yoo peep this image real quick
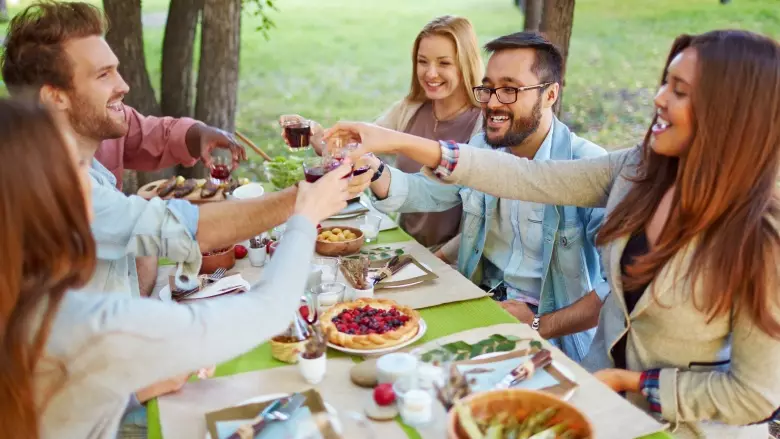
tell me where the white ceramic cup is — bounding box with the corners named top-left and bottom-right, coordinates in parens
top-left (248, 246), bottom-right (266, 267)
top-left (297, 352), bottom-right (327, 385)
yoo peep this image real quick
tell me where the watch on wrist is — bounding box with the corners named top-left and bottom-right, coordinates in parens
top-left (531, 314), bottom-right (541, 331)
top-left (371, 161), bottom-right (385, 182)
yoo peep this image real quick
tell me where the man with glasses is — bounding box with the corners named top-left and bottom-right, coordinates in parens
top-left (361, 32), bottom-right (608, 362)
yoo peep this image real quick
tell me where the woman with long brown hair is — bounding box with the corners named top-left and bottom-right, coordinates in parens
top-left (326, 29), bottom-right (780, 437)
top-left (0, 99), bottom-right (351, 438)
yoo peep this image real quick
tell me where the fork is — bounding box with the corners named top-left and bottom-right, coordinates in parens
top-left (207, 268), bottom-right (227, 283)
top-left (172, 268), bottom-right (228, 300)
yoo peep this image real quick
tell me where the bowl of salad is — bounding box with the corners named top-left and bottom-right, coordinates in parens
top-left (263, 156), bottom-right (305, 190)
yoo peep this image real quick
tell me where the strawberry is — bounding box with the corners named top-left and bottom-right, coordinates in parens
top-left (234, 245), bottom-right (248, 259)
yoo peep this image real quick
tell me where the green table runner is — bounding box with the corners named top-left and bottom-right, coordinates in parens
top-left (147, 226), bottom-right (672, 439)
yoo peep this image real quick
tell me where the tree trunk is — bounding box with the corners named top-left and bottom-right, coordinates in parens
top-left (161, 0), bottom-right (204, 118)
top-left (103, 0), bottom-right (165, 192)
top-left (190, 0), bottom-right (242, 178)
top-left (104, 0), bottom-right (160, 116)
top-left (540, 0), bottom-right (576, 116)
top-left (523, 0), bottom-right (543, 32)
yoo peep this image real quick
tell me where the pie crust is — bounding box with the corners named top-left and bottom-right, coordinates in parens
top-left (320, 298), bottom-right (421, 350)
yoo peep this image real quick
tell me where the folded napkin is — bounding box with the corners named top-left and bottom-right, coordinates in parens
top-left (205, 389), bottom-right (340, 439)
top-left (179, 274), bottom-right (250, 301)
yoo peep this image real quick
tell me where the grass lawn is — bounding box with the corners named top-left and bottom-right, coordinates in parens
top-left (2, 0), bottom-right (779, 161)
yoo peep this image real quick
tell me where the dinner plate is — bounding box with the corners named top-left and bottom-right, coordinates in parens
top-left (326, 318), bottom-right (427, 356)
top-left (204, 393), bottom-right (340, 439)
top-left (471, 351), bottom-right (578, 400)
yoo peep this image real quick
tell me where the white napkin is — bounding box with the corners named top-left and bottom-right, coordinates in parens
top-left (182, 274), bottom-right (250, 300)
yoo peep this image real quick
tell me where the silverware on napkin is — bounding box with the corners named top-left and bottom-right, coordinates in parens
top-left (225, 393), bottom-right (306, 439)
top-left (494, 349), bottom-right (553, 389)
top-left (372, 255), bottom-right (413, 286)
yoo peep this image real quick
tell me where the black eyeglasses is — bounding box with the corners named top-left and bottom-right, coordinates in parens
top-left (472, 83), bottom-right (552, 104)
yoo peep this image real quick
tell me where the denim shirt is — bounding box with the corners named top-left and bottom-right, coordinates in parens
top-left (81, 159), bottom-right (201, 297)
top-left (481, 123), bottom-right (556, 303)
top-left (373, 117), bottom-right (608, 362)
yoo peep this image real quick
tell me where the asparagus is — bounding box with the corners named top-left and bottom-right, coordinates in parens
top-left (456, 402), bottom-right (485, 439)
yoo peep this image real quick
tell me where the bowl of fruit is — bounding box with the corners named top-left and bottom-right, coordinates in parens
top-left (200, 245), bottom-right (236, 274)
top-left (447, 389), bottom-right (593, 439)
top-left (315, 226), bottom-right (364, 257)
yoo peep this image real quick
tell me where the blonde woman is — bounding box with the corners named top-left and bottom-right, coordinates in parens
top-left (282, 15), bottom-right (484, 250)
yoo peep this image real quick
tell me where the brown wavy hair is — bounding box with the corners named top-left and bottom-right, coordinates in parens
top-left (0, 99), bottom-right (96, 438)
top-left (1, 1), bottom-right (106, 97)
top-left (597, 30), bottom-right (780, 337)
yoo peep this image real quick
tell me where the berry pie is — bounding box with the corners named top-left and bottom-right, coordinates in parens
top-left (321, 298), bottom-right (421, 350)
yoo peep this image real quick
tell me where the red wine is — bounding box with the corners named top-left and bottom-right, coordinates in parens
top-left (285, 124), bottom-right (311, 148)
top-left (352, 165), bottom-right (370, 177)
top-left (210, 164), bottom-right (231, 180)
top-left (304, 167), bottom-right (325, 183)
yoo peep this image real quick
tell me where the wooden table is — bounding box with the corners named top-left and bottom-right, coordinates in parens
top-left (147, 227), bottom-right (672, 439)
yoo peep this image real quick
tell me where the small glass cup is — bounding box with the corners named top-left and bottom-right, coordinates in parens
top-left (393, 375), bottom-right (435, 427)
top-left (282, 119), bottom-right (312, 150)
top-left (301, 156), bottom-right (325, 183)
top-left (359, 214), bottom-right (382, 244)
top-left (209, 154), bottom-right (232, 183)
top-left (311, 281), bottom-right (346, 311)
top-left (311, 257), bottom-right (340, 283)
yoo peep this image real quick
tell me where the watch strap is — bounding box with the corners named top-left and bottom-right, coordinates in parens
top-left (531, 314), bottom-right (541, 331)
top-left (371, 161), bottom-right (385, 182)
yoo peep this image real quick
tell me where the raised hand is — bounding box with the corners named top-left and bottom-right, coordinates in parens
top-left (294, 160), bottom-right (352, 224)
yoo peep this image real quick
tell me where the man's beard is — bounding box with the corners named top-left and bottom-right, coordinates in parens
top-left (67, 92), bottom-right (128, 141)
top-left (482, 95), bottom-right (542, 148)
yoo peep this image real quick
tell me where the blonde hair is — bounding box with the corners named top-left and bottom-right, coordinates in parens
top-left (405, 15), bottom-right (483, 107)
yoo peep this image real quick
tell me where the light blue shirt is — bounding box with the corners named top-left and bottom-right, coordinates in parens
top-left (82, 159), bottom-right (201, 296)
top-left (482, 124), bottom-right (555, 303)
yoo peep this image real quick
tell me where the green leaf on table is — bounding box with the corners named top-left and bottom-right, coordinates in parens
top-left (394, 249), bottom-right (405, 255)
top-left (421, 334), bottom-right (535, 362)
top-left (530, 340), bottom-right (543, 350)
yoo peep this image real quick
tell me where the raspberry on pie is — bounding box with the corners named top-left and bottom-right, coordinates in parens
top-left (320, 298), bottom-right (421, 350)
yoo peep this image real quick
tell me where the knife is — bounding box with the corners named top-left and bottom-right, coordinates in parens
top-left (225, 392), bottom-right (307, 439)
top-left (494, 349), bottom-right (553, 390)
top-left (372, 256), bottom-right (413, 286)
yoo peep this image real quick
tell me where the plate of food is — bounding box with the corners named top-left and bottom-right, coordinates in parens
top-left (137, 175), bottom-right (252, 203)
top-left (321, 298), bottom-right (426, 355)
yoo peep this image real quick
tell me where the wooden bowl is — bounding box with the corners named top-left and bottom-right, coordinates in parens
top-left (200, 245), bottom-right (236, 274)
top-left (447, 389), bottom-right (594, 439)
top-left (270, 336), bottom-right (306, 364)
top-left (315, 226), bottom-right (364, 257)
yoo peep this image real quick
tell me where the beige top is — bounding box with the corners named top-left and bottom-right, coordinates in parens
top-left (425, 145), bottom-right (779, 439)
top-left (375, 99), bottom-right (481, 248)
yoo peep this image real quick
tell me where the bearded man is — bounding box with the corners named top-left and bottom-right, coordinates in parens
top-left (363, 32), bottom-right (608, 362)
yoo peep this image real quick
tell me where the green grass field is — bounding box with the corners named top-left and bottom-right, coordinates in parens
top-left (2, 0), bottom-right (779, 158)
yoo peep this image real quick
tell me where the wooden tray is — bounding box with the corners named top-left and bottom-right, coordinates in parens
top-left (137, 179), bottom-right (227, 204)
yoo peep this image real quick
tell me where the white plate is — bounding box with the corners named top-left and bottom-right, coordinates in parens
top-left (471, 351), bottom-right (578, 400)
top-left (327, 318), bottom-right (427, 356)
top-left (205, 393), bottom-right (340, 439)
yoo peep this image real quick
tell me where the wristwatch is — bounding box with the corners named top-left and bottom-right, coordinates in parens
top-left (371, 160), bottom-right (385, 182)
top-left (531, 314), bottom-right (541, 331)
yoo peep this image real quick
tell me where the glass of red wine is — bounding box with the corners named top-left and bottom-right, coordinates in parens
top-left (210, 154), bottom-right (232, 183)
top-left (282, 119), bottom-right (312, 151)
top-left (302, 156), bottom-right (326, 183)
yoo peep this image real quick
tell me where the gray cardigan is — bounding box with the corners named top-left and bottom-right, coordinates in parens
top-left (36, 215), bottom-right (315, 439)
top-left (428, 145), bottom-right (779, 439)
